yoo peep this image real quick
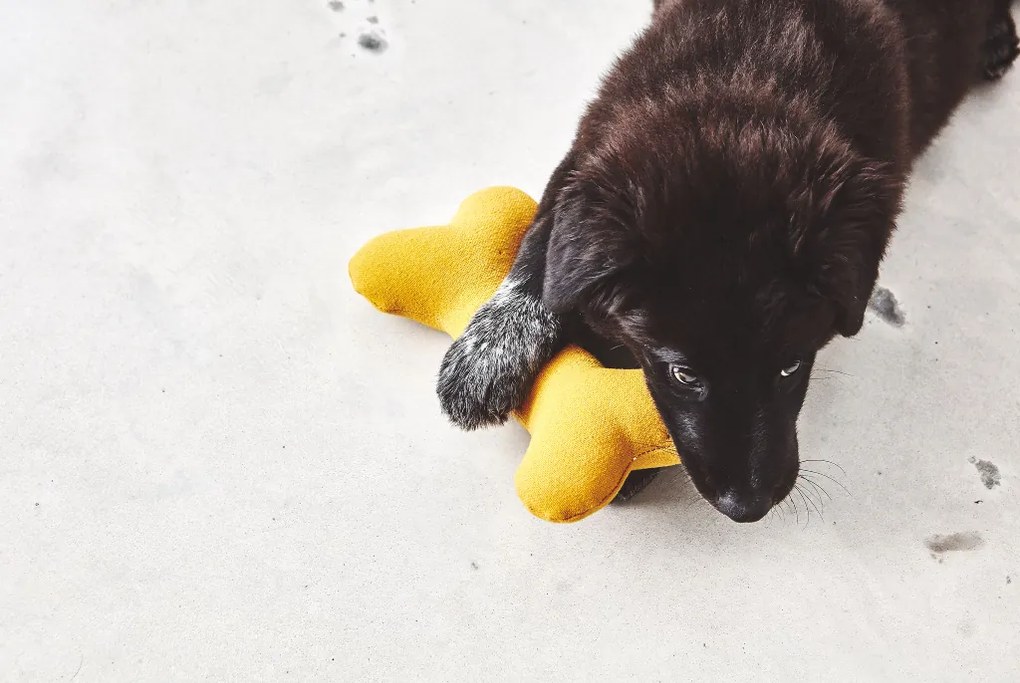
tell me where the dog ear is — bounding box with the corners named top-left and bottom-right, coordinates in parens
top-left (799, 159), bottom-right (901, 338)
top-left (542, 179), bottom-right (637, 314)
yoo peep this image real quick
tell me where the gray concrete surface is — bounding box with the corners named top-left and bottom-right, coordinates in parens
top-left (1, 1), bottom-right (1018, 680)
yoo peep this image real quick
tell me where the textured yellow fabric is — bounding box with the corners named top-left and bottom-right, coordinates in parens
top-left (349, 187), bottom-right (680, 522)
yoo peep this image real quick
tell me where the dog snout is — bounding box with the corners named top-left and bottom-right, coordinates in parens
top-left (712, 488), bottom-right (773, 523)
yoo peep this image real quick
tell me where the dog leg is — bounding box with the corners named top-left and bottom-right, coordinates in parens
top-left (436, 269), bottom-right (563, 430)
top-left (983, 5), bottom-right (1019, 80)
top-left (612, 468), bottom-right (665, 504)
top-left (436, 156), bottom-right (577, 430)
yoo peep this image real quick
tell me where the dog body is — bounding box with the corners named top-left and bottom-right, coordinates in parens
top-left (437, 0), bottom-right (1019, 522)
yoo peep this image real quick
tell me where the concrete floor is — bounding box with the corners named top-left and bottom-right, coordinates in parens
top-left (2, 1), bottom-right (1018, 680)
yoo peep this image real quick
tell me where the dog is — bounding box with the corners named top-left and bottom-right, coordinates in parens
top-left (436, 0), bottom-right (1019, 523)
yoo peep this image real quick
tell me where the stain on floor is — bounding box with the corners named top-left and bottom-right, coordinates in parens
top-left (925, 531), bottom-right (984, 555)
top-left (869, 286), bottom-right (906, 327)
top-left (358, 31), bottom-right (387, 52)
top-left (969, 457), bottom-right (1001, 489)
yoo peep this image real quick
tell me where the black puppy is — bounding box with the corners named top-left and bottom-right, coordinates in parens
top-left (437, 0), bottom-right (1019, 522)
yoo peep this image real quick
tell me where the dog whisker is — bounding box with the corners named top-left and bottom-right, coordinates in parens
top-left (799, 475), bottom-right (832, 501)
top-left (799, 474), bottom-right (837, 499)
top-left (795, 485), bottom-right (815, 528)
top-left (787, 492), bottom-right (801, 525)
top-left (797, 482), bottom-right (825, 522)
top-left (801, 459), bottom-right (847, 476)
top-left (814, 366), bottom-right (854, 377)
top-left (801, 468), bottom-right (853, 497)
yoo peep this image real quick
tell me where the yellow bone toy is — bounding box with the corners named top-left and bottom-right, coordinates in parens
top-left (349, 187), bottom-right (680, 522)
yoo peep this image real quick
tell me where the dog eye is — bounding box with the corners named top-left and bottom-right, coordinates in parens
top-left (780, 360), bottom-right (803, 378)
top-left (670, 364), bottom-right (701, 387)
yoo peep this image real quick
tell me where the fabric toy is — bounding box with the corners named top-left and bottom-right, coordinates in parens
top-left (349, 187), bottom-right (680, 522)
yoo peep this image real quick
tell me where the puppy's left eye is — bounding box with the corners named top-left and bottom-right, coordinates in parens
top-left (780, 360), bottom-right (803, 378)
top-left (670, 364), bottom-right (702, 387)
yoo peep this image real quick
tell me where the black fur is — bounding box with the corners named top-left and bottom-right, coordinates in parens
top-left (437, 0), bottom-right (1018, 522)
top-left (985, 5), bottom-right (1020, 79)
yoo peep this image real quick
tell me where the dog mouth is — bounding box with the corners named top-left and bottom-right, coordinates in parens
top-left (684, 460), bottom-right (800, 523)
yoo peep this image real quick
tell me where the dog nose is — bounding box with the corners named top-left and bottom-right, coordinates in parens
top-left (713, 489), bottom-right (772, 523)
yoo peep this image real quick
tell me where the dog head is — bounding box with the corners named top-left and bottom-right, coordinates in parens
top-left (543, 114), bottom-right (900, 522)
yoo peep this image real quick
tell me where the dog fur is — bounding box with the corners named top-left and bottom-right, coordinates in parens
top-left (437, 0), bottom-right (1019, 522)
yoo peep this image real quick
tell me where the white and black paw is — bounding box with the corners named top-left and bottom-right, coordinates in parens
top-left (436, 280), bottom-right (562, 430)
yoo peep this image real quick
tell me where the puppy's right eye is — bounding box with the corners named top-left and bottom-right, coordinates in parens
top-left (670, 364), bottom-right (701, 388)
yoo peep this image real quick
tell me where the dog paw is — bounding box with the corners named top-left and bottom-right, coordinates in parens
top-left (611, 468), bottom-right (664, 504)
top-left (436, 280), bottom-right (562, 430)
top-left (437, 335), bottom-right (530, 430)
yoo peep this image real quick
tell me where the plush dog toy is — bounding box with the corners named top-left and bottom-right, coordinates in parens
top-left (349, 187), bottom-right (680, 522)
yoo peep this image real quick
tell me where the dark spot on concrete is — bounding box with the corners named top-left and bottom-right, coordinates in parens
top-left (1007, 575), bottom-right (1012, 584)
top-left (470, 561), bottom-right (479, 570)
top-left (975, 500), bottom-right (983, 504)
top-left (869, 286), bottom-right (906, 326)
top-left (367, 15), bottom-right (379, 24)
top-left (34, 502), bottom-right (39, 507)
top-left (327, 0), bottom-right (344, 10)
top-left (925, 532), bottom-right (984, 555)
top-left (358, 32), bottom-right (387, 52)
top-left (969, 457), bottom-right (1001, 489)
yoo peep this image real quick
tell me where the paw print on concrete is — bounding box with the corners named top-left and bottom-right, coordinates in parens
top-left (328, 0), bottom-right (389, 55)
